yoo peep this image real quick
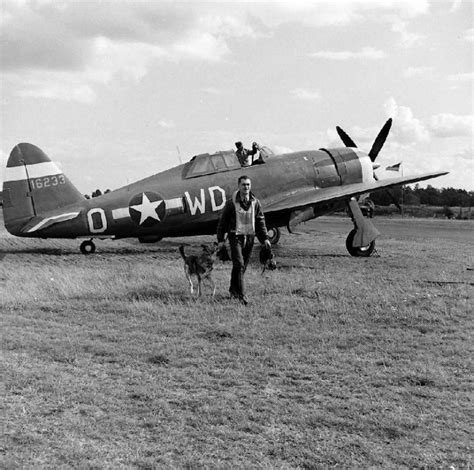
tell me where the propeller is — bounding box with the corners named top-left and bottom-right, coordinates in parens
top-left (336, 126), bottom-right (357, 148)
top-left (336, 117), bottom-right (401, 213)
top-left (336, 118), bottom-right (392, 162)
top-left (368, 118), bottom-right (392, 162)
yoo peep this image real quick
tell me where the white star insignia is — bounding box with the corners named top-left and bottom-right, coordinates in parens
top-left (130, 193), bottom-right (163, 225)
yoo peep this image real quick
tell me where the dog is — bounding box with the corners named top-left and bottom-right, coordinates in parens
top-left (179, 243), bottom-right (217, 297)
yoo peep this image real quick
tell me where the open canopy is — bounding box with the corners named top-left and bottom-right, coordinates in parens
top-left (184, 146), bottom-right (274, 179)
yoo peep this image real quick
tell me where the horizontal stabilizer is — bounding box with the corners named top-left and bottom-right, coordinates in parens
top-left (21, 211), bottom-right (80, 234)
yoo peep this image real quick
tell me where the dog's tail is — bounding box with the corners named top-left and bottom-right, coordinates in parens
top-left (179, 245), bottom-right (186, 260)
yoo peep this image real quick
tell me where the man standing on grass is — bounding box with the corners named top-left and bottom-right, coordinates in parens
top-left (217, 175), bottom-right (271, 305)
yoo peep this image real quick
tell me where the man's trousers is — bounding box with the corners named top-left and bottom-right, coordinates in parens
top-left (228, 233), bottom-right (254, 298)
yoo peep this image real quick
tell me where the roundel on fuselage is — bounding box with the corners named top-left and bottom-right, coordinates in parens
top-left (129, 191), bottom-right (166, 227)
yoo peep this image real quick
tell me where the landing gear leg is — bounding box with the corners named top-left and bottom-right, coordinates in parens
top-left (345, 198), bottom-right (379, 257)
top-left (80, 239), bottom-right (96, 255)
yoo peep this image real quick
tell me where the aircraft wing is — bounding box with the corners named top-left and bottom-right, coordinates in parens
top-left (263, 171), bottom-right (448, 213)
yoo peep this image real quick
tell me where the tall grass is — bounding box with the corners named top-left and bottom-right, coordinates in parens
top-left (1, 218), bottom-right (472, 468)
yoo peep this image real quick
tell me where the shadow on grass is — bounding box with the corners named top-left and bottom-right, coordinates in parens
top-left (0, 248), bottom-right (71, 256)
top-left (200, 328), bottom-right (233, 341)
top-left (127, 288), bottom-right (229, 304)
top-left (147, 353), bottom-right (169, 366)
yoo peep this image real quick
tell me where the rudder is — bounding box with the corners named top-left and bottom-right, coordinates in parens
top-left (2, 143), bottom-right (85, 235)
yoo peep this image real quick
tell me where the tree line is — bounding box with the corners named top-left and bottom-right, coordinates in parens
top-left (370, 185), bottom-right (474, 207)
top-left (1, 185), bottom-right (473, 207)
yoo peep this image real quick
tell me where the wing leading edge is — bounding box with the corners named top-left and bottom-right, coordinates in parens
top-left (263, 171), bottom-right (448, 213)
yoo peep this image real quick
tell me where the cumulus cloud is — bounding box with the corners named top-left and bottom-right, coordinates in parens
top-left (464, 28), bottom-right (474, 42)
top-left (157, 119), bottom-right (175, 130)
top-left (391, 20), bottom-right (425, 47)
top-left (454, 148), bottom-right (472, 162)
top-left (290, 88), bottom-right (321, 102)
top-left (384, 99), bottom-right (473, 144)
top-left (4, 70), bottom-right (97, 104)
top-left (429, 114), bottom-right (474, 138)
top-left (0, 0), bottom-right (430, 103)
top-left (403, 66), bottom-right (434, 78)
top-left (173, 31), bottom-right (230, 62)
top-left (383, 97), bottom-right (430, 143)
top-left (309, 47), bottom-right (386, 60)
top-left (450, 0), bottom-right (462, 12)
top-left (447, 72), bottom-right (474, 82)
top-left (202, 87), bottom-right (222, 95)
top-left (0, 1), bottom-right (258, 103)
top-left (253, 0), bottom-right (429, 28)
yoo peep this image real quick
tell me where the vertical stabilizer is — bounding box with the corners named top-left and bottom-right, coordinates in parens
top-left (2, 143), bottom-right (84, 235)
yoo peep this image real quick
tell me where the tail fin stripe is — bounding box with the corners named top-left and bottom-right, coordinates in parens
top-left (23, 211), bottom-right (80, 233)
top-left (4, 162), bottom-right (63, 182)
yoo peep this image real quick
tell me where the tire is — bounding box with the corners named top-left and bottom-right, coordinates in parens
top-left (267, 227), bottom-right (281, 245)
top-left (80, 240), bottom-right (96, 255)
top-left (345, 229), bottom-right (375, 257)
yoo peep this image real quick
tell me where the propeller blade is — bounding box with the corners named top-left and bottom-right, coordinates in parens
top-left (368, 118), bottom-right (392, 162)
top-left (336, 126), bottom-right (357, 148)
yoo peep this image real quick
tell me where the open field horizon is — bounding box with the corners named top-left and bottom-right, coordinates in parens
top-left (2, 214), bottom-right (473, 468)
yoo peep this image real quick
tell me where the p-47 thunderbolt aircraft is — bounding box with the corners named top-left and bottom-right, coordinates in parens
top-left (2, 119), bottom-right (447, 256)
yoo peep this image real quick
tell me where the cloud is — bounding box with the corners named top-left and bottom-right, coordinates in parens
top-left (173, 31), bottom-right (230, 62)
top-left (384, 99), bottom-right (473, 144)
top-left (429, 114), bottom-right (474, 138)
top-left (464, 28), bottom-right (474, 42)
top-left (18, 82), bottom-right (96, 104)
top-left (202, 87), bottom-right (222, 95)
top-left (89, 37), bottom-right (168, 83)
top-left (309, 47), bottom-right (386, 60)
top-left (157, 120), bottom-right (175, 130)
top-left (447, 72), bottom-right (474, 82)
top-left (403, 66), bottom-right (434, 78)
top-left (3, 36), bottom-right (168, 103)
top-left (4, 70), bottom-right (97, 104)
top-left (254, 0), bottom-right (429, 28)
top-left (391, 20), bottom-right (425, 47)
top-left (0, 1), bottom-right (258, 103)
top-left (0, 0), bottom-right (430, 104)
top-left (383, 97), bottom-right (430, 143)
top-left (450, 0), bottom-right (462, 12)
top-left (290, 88), bottom-right (321, 102)
top-left (454, 148), bottom-right (472, 162)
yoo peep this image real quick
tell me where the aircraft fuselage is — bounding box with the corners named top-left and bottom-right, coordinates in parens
top-left (4, 146), bottom-right (369, 240)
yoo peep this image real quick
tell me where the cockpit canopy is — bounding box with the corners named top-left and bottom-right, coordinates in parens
top-left (184, 146), bottom-right (274, 179)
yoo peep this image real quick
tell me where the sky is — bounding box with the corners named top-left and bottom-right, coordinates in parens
top-left (1, 0), bottom-right (473, 194)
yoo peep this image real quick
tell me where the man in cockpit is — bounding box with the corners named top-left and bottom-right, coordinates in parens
top-left (235, 141), bottom-right (260, 167)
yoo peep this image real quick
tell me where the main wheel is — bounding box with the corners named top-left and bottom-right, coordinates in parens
top-left (345, 229), bottom-right (375, 257)
top-left (80, 240), bottom-right (96, 255)
top-left (267, 227), bottom-right (281, 245)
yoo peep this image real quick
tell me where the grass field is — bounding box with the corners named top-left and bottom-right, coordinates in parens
top-left (1, 214), bottom-right (473, 468)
